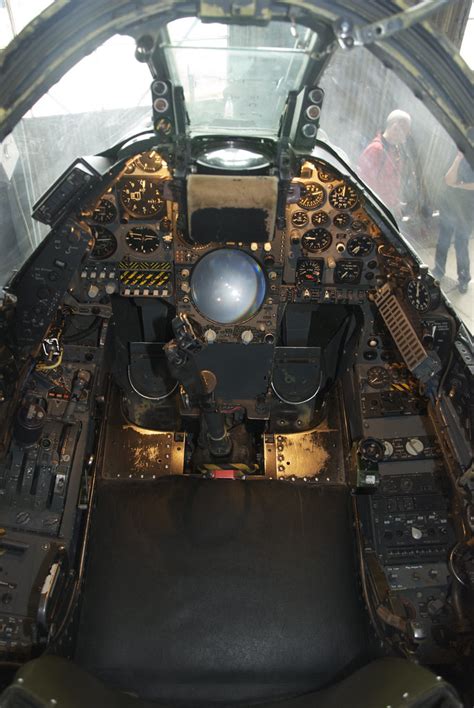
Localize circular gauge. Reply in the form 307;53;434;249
301;228;332;253
296;258;324;285
291;210;309;228
92;198;117;224
351;219;366;232
334;259;362;284
405;438;425;456
311;210;329;226
125;226;160;254
191;249;266;324
347;234;374;257
333;212;351;228
329;183;358;210
297;182;326;210
119;178;164;218
406;278;434;313
136;150;163;173
367;366;390;389
90;226;117;260
317;168;334;182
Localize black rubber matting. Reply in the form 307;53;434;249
75;478;373;705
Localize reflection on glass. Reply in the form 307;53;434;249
191;249;266;324
164;19;316;136
318;47;473;330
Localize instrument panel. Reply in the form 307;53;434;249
76;151;445;344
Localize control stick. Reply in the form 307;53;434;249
164;315;232;457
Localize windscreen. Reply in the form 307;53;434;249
318;46;473;331
163;18;317;136
0;35;152;289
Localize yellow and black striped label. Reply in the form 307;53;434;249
118;260;172;271
120;271;171;287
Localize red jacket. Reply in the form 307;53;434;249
357;133;404;211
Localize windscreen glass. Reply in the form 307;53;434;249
318;46;473;331
0;35;151;289
163;18;316;136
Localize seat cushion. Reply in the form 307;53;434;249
75;478;374;704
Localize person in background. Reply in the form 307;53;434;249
357;109;412;220
433;152;473;294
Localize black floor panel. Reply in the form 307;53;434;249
75;478;373;705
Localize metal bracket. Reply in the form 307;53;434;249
334;0;451;50
199;0;271;22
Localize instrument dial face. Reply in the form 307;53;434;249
125;226;160;254
136;150;163;173
317;167;334;182
92;198;117;224
329;183;358;210
301;228;332;253
90;226;117;260
406;279;432;312
296;258;324;285
367;366;390;389
311;210;329;226
297;182;326;210
291;210;309;228
119;178;164;218
333;259;362;284
333;212;351;228
347;234;374;257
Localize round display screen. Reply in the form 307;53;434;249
191;249;266;324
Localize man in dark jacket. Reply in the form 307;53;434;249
433;152;473;294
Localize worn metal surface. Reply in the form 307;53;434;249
100;389;185;479
264;418;346;483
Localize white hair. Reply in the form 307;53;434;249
386;110;412;128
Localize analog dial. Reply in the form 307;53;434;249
90;226;117;260
329;183;358;210
291;210;309;228
297;182;326;210
333;212;351;228
296;258;324;285
136;150;163;173
367;366;390;389
317;167;334;182
406;279;432;312
92;198;117;224
334;259;362;284
119;178;164;218
125;226;160;254
301;228;332;253
311;210;329;226
347;234;373;257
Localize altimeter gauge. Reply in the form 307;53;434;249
119;178;164;218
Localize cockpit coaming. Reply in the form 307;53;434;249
0;3;473;707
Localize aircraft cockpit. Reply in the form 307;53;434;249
0;2;473;706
